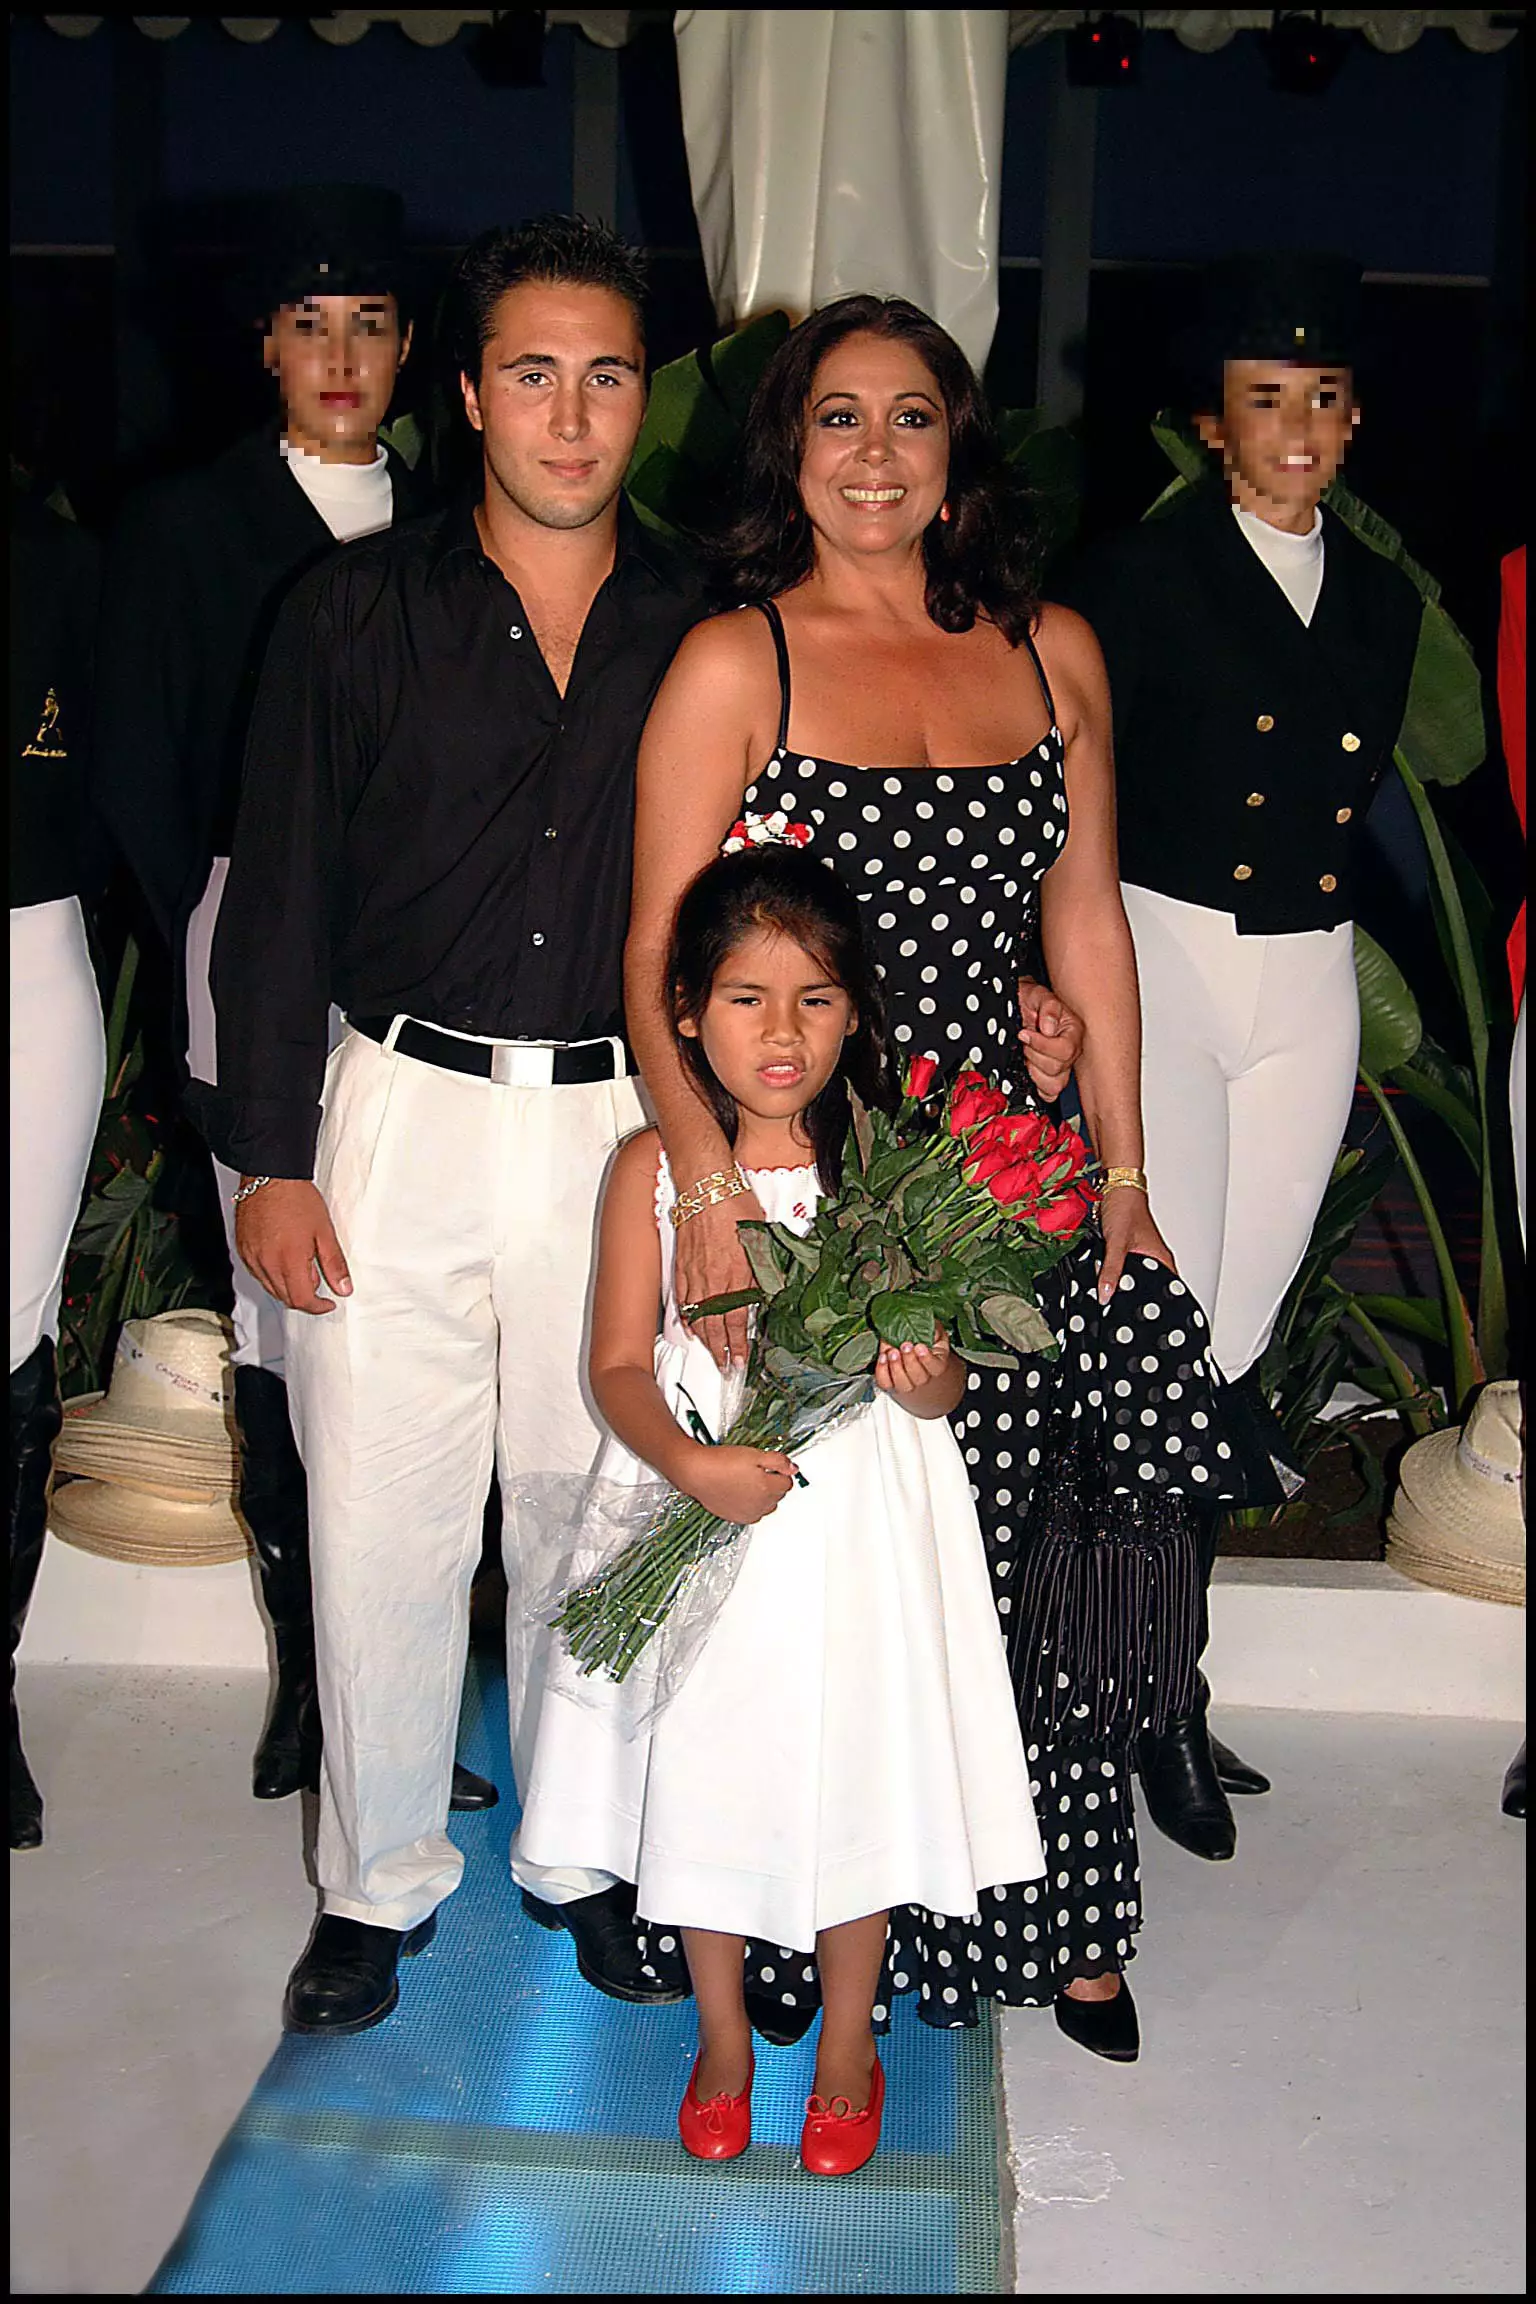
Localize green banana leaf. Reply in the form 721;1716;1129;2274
1393;1036;1480;1169
1353;924;1422;1076
623;311;792;540
378;411;424;470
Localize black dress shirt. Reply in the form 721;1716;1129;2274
197;495;704;1179
1062;479;1423;934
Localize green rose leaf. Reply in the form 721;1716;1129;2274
738;1224;789;1297
980;1292;1058;1356
831;1328;881;1374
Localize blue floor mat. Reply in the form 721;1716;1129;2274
149;1646;1002;2295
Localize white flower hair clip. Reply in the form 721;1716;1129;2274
721;811;814;856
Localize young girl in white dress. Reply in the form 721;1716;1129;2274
513;848;1044;2175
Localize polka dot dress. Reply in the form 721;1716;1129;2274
724;603;1239;2027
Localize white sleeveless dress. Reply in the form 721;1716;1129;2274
513;1155;1046;1953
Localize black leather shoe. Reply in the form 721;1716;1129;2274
520;1881;687;2004
1211;1734;1271;1797
1501;1741;1526;1819
1054;1977;1139;2062
283;1910;437;2034
745;1985;819;2047
449;1762;498;1811
1137;1677;1237;1861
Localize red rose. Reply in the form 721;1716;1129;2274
964;1110;1050;1179
903;1053;940;1101
1035;1184;1094;1237
948;1071;1009;1136
784;821;813;847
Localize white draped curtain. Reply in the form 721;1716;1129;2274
673;8;1011;375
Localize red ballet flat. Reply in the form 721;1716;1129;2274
799;2054;885;2176
678;2050;754;2161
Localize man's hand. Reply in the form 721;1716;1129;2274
235;1179;352;1315
672;1188;766;1369
1017;977;1084;1102
678;1443;796;1524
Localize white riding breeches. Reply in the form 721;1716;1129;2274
1122;883;1361;1384
10;898;106;1372
284;1025;647;1932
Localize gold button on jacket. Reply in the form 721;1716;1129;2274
1336;806;1352;823
1247;791;1265;807
1255;713;1275;733
1341;732;1361;752
1233;863;1253;881
1319;873;1338;893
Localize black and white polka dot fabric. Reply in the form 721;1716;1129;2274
725;609;1239;2025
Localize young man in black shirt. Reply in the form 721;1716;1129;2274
202;219;706;2032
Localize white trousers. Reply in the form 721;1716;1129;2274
10;898;106;1372
1512;990;1527;1248
285;1025;647;1931
186;856;343;1377
1123;884;1360;1383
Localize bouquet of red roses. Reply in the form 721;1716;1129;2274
550;1058;1097;1687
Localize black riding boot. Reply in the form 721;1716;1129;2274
11;1337;63;1849
1136;1504;1268;1859
235;1365;322;1800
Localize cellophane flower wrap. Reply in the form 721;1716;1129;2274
538;1059;1098;1719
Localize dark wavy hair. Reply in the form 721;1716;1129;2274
668;848;896;1194
713;293;1040;643
444;214;648;385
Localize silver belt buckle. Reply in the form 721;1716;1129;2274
491;1041;555;1089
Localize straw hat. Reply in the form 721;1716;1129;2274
1386;1381;1525;1607
54;1309;239;1501
49;1474;251;1568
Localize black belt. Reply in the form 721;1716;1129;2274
349;1015;634;1086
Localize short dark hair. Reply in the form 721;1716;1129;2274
668;846;896;1196
444;214;648;383
714;294;1041;647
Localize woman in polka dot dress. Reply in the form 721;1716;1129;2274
626;295;1241;2063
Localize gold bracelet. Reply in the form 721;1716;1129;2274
669;1167;751;1230
1101;1166;1149;1195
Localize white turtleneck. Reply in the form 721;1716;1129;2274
1232;502;1325;628
280;437;394;543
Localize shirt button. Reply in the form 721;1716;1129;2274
1255;713;1275;733
1336;806;1353;824
1246;791;1266;808
531;931;545;947
1233;864;1253;881
509;626;523;639
1341;732;1361;752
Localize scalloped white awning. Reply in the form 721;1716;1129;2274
37;11;1524;55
